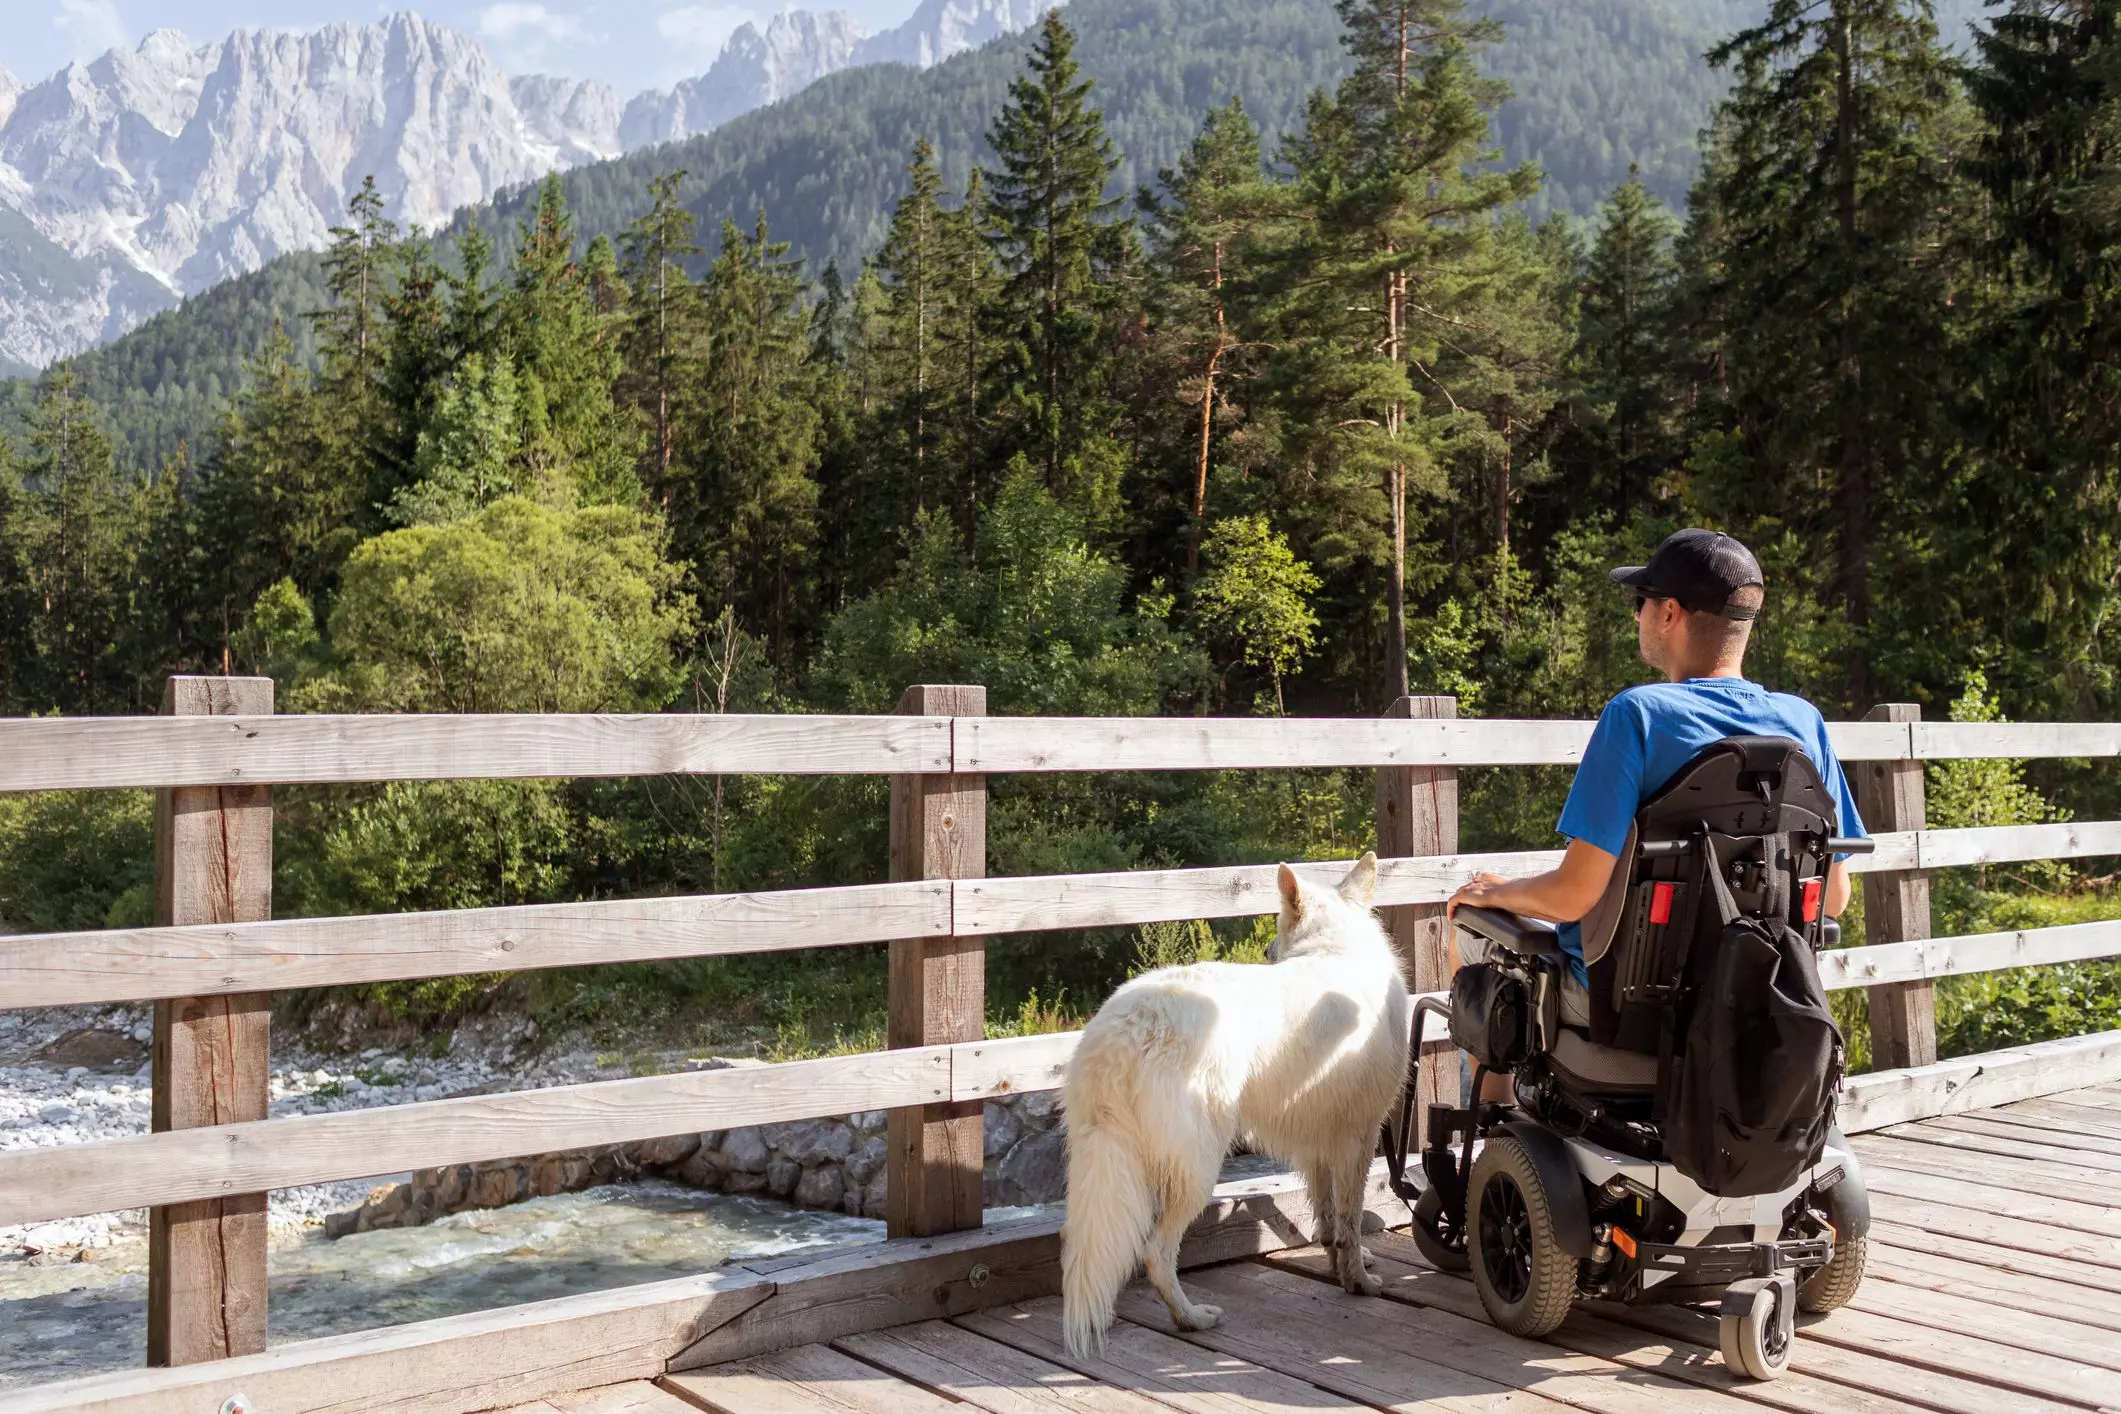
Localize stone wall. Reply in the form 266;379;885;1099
326;1089;1066;1237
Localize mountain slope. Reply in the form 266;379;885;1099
5;0;1830;469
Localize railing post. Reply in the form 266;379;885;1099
149;676;273;1365
1376;694;1458;1138
1857;702;1937;1070
886;684;986;1237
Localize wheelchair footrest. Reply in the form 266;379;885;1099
1632;1236;1831;1282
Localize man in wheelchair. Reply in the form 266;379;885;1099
1389;529;1875;1380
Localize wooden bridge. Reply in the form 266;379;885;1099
7;679;2121;1412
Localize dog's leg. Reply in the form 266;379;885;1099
1142;1165;1222;1333
1304;1161;1338;1250
1307;1160;1374;1264
1330;1146;1384;1297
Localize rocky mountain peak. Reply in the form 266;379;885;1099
0;2;1054;372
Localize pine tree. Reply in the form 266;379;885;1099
1954;1;2121;711
937;169;1004;535
1268;0;1539;702
688;214;824;674
503;175;640;507
1692;0;1960;704
983;12;1137;506
1577;169;1681;518
311;176;401;398
875;140;953;517
1140;99;1278;576
619;172;705;502
191;325;361;642
1;370;153;712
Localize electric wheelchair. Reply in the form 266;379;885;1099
1383;736;1875;1379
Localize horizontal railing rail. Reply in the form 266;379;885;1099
10;711;2121;794
9;686;2121;1381
13;822;2121;1007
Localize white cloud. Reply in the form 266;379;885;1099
54;0;128;63
477;2;586;43
655;3;757;66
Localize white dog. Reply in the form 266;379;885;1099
1059;852;1410;1357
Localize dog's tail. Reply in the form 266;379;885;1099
1060;1112;1155;1359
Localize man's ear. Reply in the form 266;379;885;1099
1277;862;1304;921
1339;850;1378;904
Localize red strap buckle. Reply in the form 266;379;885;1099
1648;881;1674;925
1802;878;1823;923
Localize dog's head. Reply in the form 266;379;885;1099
1270;851;1380;960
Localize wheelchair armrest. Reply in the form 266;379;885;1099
1455;905;1566;963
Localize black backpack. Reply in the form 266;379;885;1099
1663;855;1843;1195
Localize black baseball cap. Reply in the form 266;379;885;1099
1610;529;1764;620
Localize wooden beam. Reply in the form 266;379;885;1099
14;1269;770;1414
0;712;951;791
1375;695;1458;1143
1910;720;2121;760
1818;918;2121;990
26;819;2121;1011
956;714;1592;772
887;684;987;1240
151;676;272;1367
1;880;949;1009
0;1048;951;1227
1855;704;1937;1070
1838;1029;2121;1132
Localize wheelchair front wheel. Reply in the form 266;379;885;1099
1720;1282;1794;1380
1410;1186;1471;1273
1467;1136;1576;1338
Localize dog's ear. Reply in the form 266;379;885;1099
1276;862;1304;920
1339;850;1379;904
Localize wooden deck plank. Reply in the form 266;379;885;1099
542;1384;705;1414
1865;1244;2121;1331
1900;1112;2121;1160
1859;1164;2121;1238
1577;1297;2096;1414
1869;1219;2121;1296
1879;1118;2121;1171
1850;1275;2121;1372
838;1322;1182;1413
1854;1133;2121;1203
2003;1098;2121;1137
957;1301;1381;1413
664;1345;960;1414
1796;1301;2119;1409
1122;1273;1580;1413
1270;1238;1938;1414
1863;1195;2121;1272
1142;1262;1741;1414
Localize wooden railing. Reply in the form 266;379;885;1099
7;679;2121;1377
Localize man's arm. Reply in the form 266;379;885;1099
1826;859;1853;917
1447;839;1620;924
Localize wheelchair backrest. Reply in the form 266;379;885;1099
1578;735;1841;1052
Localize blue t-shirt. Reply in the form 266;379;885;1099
1552;677;1868;984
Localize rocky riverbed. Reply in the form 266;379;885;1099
0;1004;1067;1389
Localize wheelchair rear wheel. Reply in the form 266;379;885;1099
1798;1230;1866;1312
1467;1136;1576;1338
1410;1186;1471;1273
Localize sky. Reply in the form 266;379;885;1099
10;0;923;95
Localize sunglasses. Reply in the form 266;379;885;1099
1632;590;1672;615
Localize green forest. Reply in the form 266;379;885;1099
2;0;2118;1065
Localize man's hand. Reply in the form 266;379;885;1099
1447;873;1512;917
